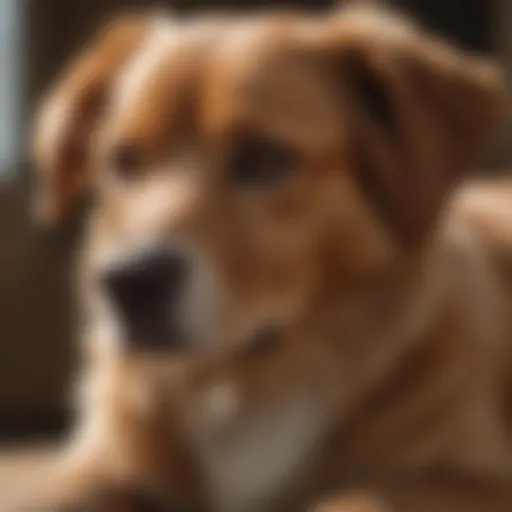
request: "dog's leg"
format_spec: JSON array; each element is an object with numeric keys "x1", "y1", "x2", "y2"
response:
[
  {"x1": 13, "y1": 449, "x2": 110, "y2": 511},
  {"x1": 14, "y1": 422, "x2": 202, "y2": 512},
  {"x1": 11, "y1": 426, "x2": 134, "y2": 511},
  {"x1": 14, "y1": 454, "x2": 165, "y2": 512},
  {"x1": 52, "y1": 485, "x2": 168, "y2": 512},
  {"x1": 311, "y1": 494, "x2": 389, "y2": 512}
]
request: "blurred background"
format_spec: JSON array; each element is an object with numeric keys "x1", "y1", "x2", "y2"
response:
[{"x1": 0, "y1": 0, "x2": 511, "y2": 445}]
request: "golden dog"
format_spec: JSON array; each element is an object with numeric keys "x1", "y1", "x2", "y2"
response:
[{"x1": 28, "y1": 3, "x2": 512, "y2": 511}]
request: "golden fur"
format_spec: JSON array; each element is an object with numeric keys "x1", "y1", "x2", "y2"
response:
[{"x1": 27, "y1": 4, "x2": 512, "y2": 511}]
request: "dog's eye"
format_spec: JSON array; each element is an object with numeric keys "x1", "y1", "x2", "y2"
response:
[
  {"x1": 228, "y1": 135, "x2": 298, "y2": 188},
  {"x1": 110, "y1": 143, "x2": 140, "y2": 180}
]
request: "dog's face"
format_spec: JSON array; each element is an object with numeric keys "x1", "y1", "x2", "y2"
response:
[{"x1": 33, "y1": 7, "x2": 502, "y2": 353}]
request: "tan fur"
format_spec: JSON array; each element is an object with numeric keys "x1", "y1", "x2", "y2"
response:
[{"x1": 28, "y1": 4, "x2": 512, "y2": 512}]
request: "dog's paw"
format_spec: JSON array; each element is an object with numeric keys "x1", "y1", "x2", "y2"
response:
[
  {"x1": 51, "y1": 488, "x2": 169, "y2": 512},
  {"x1": 312, "y1": 492, "x2": 390, "y2": 512}
]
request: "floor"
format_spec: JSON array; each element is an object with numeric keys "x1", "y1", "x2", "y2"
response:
[{"x1": 0, "y1": 444, "x2": 58, "y2": 511}]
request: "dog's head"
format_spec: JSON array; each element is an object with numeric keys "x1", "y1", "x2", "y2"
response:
[{"x1": 32, "y1": 6, "x2": 503, "y2": 354}]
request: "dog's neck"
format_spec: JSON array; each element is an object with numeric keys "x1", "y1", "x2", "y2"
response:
[{"x1": 179, "y1": 236, "x2": 454, "y2": 512}]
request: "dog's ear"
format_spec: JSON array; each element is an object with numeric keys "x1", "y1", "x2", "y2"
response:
[
  {"x1": 323, "y1": 6, "x2": 504, "y2": 242},
  {"x1": 31, "y1": 14, "x2": 149, "y2": 226}
]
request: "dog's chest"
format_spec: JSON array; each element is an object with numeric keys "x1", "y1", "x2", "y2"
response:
[{"x1": 191, "y1": 391, "x2": 329, "y2": 512}]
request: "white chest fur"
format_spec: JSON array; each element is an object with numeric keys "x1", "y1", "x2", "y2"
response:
[{"x1": 189, "y1": 386, "x2": 331, "y2": 512}]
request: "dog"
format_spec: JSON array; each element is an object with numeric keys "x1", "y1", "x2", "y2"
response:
[{"x1": 28, "y1": 3, "x2": 512, "y2": 511}]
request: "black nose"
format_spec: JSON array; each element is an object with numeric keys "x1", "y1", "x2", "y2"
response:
[{"x1": 101, "y1": 248, "x2": 187, "y2": 348}]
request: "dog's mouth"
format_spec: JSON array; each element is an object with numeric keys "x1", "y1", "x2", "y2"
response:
[{"x1": 121, "y1": 309, "x2": 190, "y2": 352}]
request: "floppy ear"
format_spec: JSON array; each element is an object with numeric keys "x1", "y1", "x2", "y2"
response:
[
  {"x1": 31, "y1": 14, "x2": 149, "y2": 226},
  {"x1": 325, "y1": 6, "x2": 504, "y2": 242}
]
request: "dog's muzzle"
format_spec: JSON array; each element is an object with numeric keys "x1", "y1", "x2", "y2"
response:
[{"x1": 101, "y1": 246, "x2": 189, "y2": 351}]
